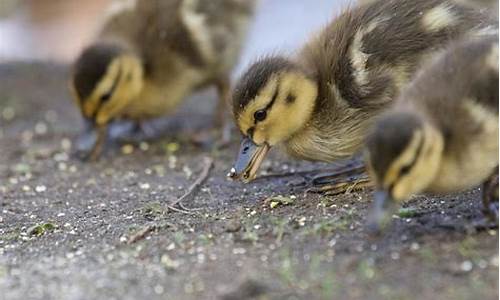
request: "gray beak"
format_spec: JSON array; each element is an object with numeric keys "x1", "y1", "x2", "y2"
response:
[
  {"x1": 366, "y1": 189, "x2": 398, "y2": 235},
  {"x1": 227, "y1": 137, "x2": 270, "y2": 183},
  {"x1": 75, "y1": 118, "x2": 98, "y2": 153}
]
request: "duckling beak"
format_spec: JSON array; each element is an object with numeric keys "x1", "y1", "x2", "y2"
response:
[
  {"x1": 228, "y1": 137, "x2": 270, "y2": 183},
  {"x1": 76, "y1": 118, "x2": 99, "y2": 152},
  {"x1": 366, "y1": 189, "x2": 398, "y2": 236}
]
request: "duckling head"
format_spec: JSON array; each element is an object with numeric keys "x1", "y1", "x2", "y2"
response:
[
  {"x1": 364, "y1": 112, "x2": 444, "y2": 233},
  {"x1": 228, "y1": 56, "x2": 318, "y2": 182},
  {"x1": 70, "y1": 43, "x2": 144, "y2": 128}
]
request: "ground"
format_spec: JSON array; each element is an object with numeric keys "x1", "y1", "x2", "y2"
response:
[{"x1": 0, "y1": 63, "x2": 498, "y2": 300}]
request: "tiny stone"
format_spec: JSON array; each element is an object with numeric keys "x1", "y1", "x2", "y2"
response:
[
  {"x1": 2, "y1": 107, "x2": 15, "y2": 121},
  {"x1": 161, "y1": 254, "x2": 181, "y2": 270},
  {"x1": 44, "y1": 110, "x2": 58, "y2": 122},
  {"x1": 139, "y1": 142, "x2": 149, "y2": 151},
  {"x1": 154, "y1": 285, "x2": 164, "y2": 295},
  {"x1": 233, "y1": 248, "x2": 246, "y2": 255},
  {"x1": 410, "y1": 242, "x2": 420, "y2": 251},
  {"x1": 139, "y1": 183, "x2": 151, "y2": 190},
  {"x1": 478, "y1": 259, "x2": 488, "y2": 269},
  {"x1": 490, "y1": 256, "x2": 499, "y2": 267},
  {"x1": 121, "y1": 144, "x2": 134, "y2": 155},
  {"x1": 224, "y1": 219, "x2": 242, "y2": 233},
  {"x1": 166, "y1": 243, "x2": 176, "y2": 251},
  {"x1": 460, "y1": 260, "x2": 473, "y2": 272},
  {"x1": 54, "y1": 152, "x2": 69, "y2": 162},
  {"x1": 58, "y1": 162, "x2": 68, "y2": 171},
  {"x1": 34, "y1": 122, "x2": 48, "y2": 135},
  {"x1": 35, "y1": 185, "x2": 47, "y2": 193},
  {"x1": 61, "y1": 138, "x2": 72, "y2": 151}
]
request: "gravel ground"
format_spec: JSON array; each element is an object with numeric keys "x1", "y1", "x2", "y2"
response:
[{"x1": 0, "y1": 61, "x2": 498, "y2": 300}]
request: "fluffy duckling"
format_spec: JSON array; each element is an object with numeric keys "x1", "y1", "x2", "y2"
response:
[
  {"x1": 228, "y1": 0, "x2": 496, "y2": 183},
  {"x1": 365, "y1": 35, "x2": 498, "y2": 232},
  {"x1": 71, "y1": 0, "x2": 256, "y2": 160}
]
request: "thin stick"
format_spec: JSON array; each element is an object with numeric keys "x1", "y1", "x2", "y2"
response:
[
  {"x1": 166, "y1": 204, "x2": 197, "y2": 215},
  {"x1": 127, "y1": 224, "x2": 156, "y2": 244},
  {"x1": 170, "y1": 156, "x2": 214, "y2": 208}
]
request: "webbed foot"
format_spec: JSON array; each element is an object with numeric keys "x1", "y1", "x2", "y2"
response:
[{"x1": 482, "y1": 171, "x2": 499, "y2": 224}]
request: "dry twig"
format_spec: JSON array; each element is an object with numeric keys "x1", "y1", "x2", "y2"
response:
[
  {"x1": 127, "y1": 224, "x2": 156, "y2": 244},
  {"x1": 168, "y1": 156, "x2": 214, "y2": 211}
]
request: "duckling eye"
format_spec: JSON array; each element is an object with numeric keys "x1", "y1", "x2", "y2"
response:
[
  {"x1": 254, "y1": 110, "x2": 267, "y2": 122},
  {"x1": 286, "y1": 94, "x2": 296, "y2": 103},
  {"x1": 100, "y1": 92, "x2": 112, "y2": 103},
  {"x1": 400, "y1": 164, "x2": 411, "y2": 176}
]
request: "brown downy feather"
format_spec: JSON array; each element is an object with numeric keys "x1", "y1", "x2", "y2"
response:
[{"x1": 284, "y1": 0, "x2": 496, "y2": 161}]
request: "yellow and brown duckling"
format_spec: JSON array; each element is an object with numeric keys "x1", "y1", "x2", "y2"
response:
[
  {"x1": 71, "y1": 0, "x2": 256, "y2": 160},
  {"x1": 365, "y1": 35, "x2": 498, "y2": 232},
  {"x1": 228, "y1": 0, "x2": 496, "y2": 185}
]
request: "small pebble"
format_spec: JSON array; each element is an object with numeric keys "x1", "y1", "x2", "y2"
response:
[
  {"x1": 2, "y1": 107, "x2": 15, "y2": 121},
  {"x1": 61, "y1": 138, "x2": 72, "y2": 151},
  {"x1": 410, "y1": 242, "x2": 420, "y2": 251},
  {"x1": 44, "y1": 110, "x2": 58, "y2": 123},
  {"x1": 232, "y1": 248, "x2": 246, "y2": 255},
  {"x1": 139, "y1": 142, "x2": 149, "y2": 151},
  {"x1": 154, "y1": 285, "x2": 164, "y2": 295},
  {"x1": 161, "y1": 254, "x2": 181, "y2": 270},
  {"x1": 460, "y1": 260, "x2": 473, "y2": 272},
  {"x1": 35, "y1": 185, "x2": 47, "y2": 193},
  {"x1": 34, "y1": 122, "x2": 48, "y2": 135},
  {"x1": 121, "y1": 144, "x2": 134, "y2": 155},
  {"x1": 139, "y1": 183, "x2": 151, "y2": 190}
]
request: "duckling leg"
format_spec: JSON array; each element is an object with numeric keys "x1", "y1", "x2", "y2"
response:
[
  {"x1": 87, "y1": 125, "x2": 107, "y2": 161},
  {"x1": 306, "y1": 160, "x2": 372, "y2": 195},
  {"x1": 215, "y1": 76, "x2": 233, "y2": 146},
  {"x1": 482, "y1": 170, "x2": 499, "y2": 223}
]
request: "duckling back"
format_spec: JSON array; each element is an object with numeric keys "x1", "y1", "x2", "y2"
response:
[
  {"x1": 397, "y1": 35, "x2": 498, "y2": 193},
  {"x1": 98, "y1": 0, "x2": 256, "y2": 118},
  {"x1": 286, "y1": 0, "x2": 497, "y2": 162}
]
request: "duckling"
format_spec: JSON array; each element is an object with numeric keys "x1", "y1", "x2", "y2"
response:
[
  {"x1": 70, "y1": 0, "x2": 256, "y2": 160},
  {"x1": 365, "y1": 35, "x2": 498, "y2": 232},
  {"x1": 228, "y1": 0, "x2": 496, "y2": 186}
]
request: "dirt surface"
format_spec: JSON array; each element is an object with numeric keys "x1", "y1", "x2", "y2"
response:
[{"x1": 0, "y1": 61, "x2": 498, "y2": 300}]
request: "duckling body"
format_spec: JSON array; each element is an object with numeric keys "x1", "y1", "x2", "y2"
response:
[
  {"x1": 286, "y1": 0, "x2": 496, "y2": 162},
  {"x1": 71, "y1": 0, "x2": 255, "y2": 158},
  {"x1": 365, "y1": 35, "x2": 498, "y2": 229},
  {"x1": 229, "y1": 0, "x2": 496, "y2": 182}
]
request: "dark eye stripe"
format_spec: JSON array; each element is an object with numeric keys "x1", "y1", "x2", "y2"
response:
[
  {"x1": 265, "y1": 82, "x2": 280, "y2": 111},
  {"x1": 254, "y1": 81, "x2": 280, "y2": 125},
  {"x1": 92, "y1": 65, "x2": 123, "y2": 120},
  {"x1": 101, "y1": 66, "x2": 123, "y2": 103},
  {"x1": 399, "y1": 133, "x2": 424, "y2": 178}
]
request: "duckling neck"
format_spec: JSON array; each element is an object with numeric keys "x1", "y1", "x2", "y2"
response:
[{"x1": 283, "y1": 105, "x2": 378, "y2": 162}]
